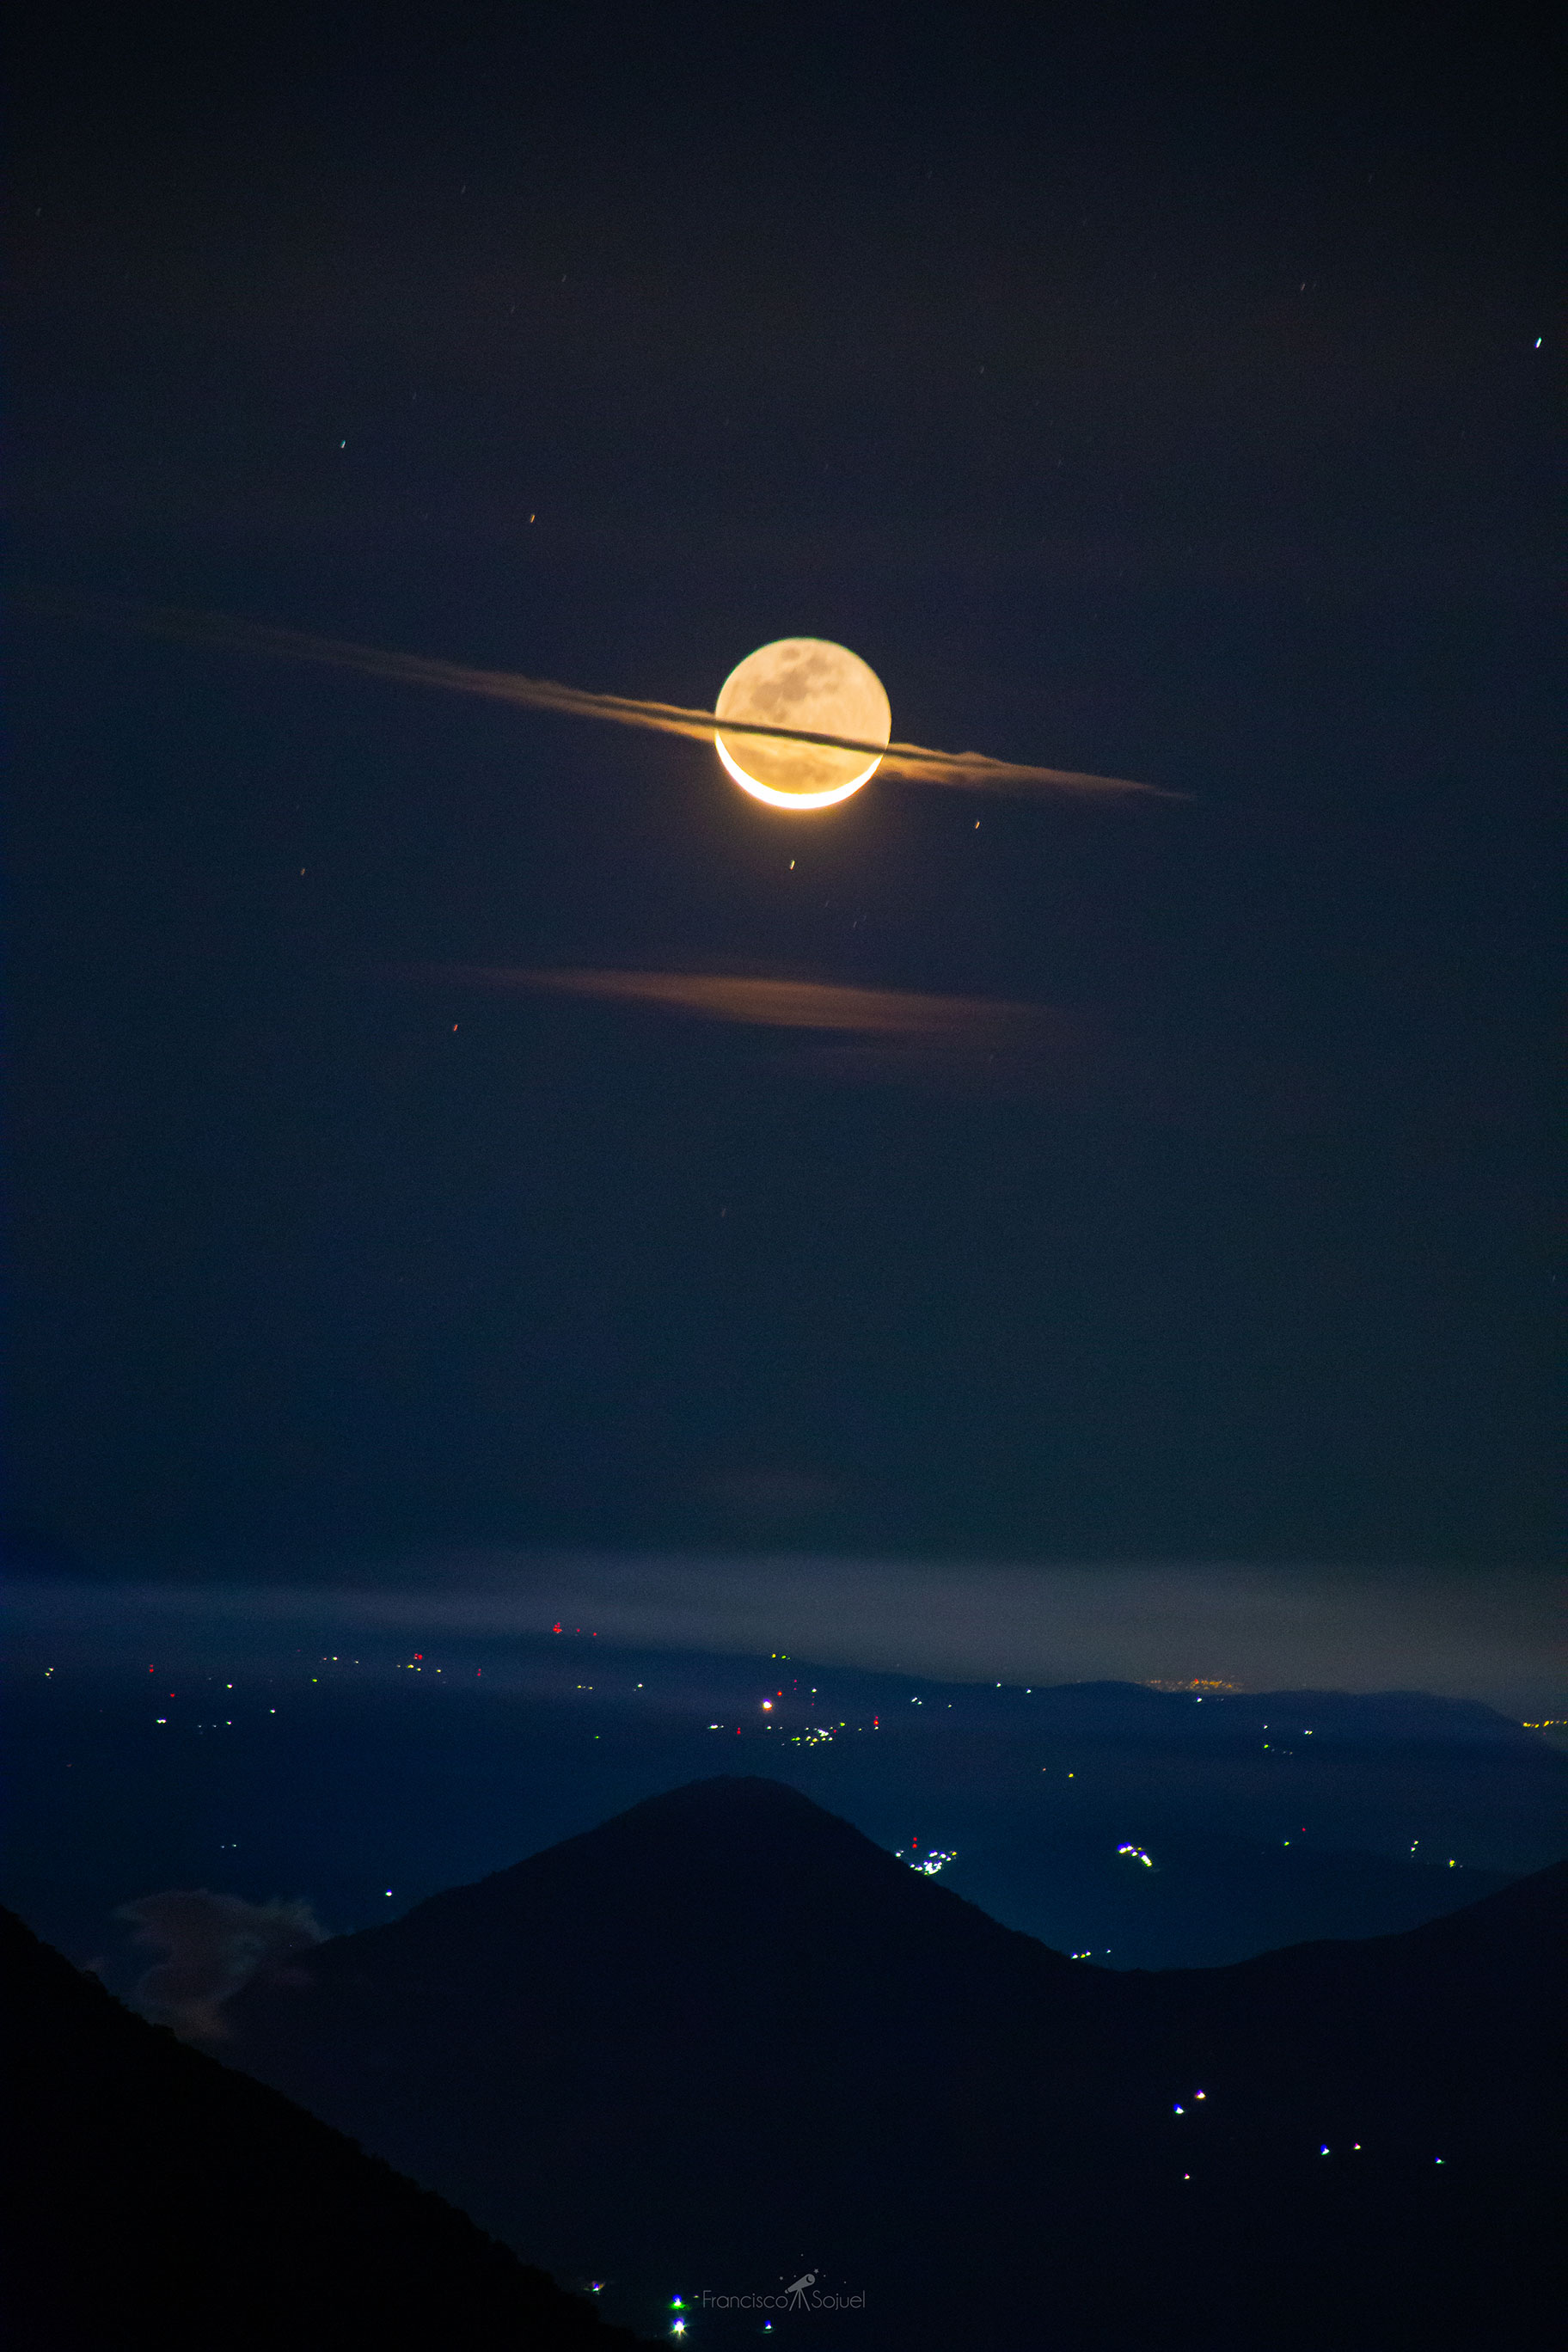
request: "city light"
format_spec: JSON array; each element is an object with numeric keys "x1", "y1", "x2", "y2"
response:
[{"x1": 909, "y1": 1847, "x2": 958, "y2": 1877}]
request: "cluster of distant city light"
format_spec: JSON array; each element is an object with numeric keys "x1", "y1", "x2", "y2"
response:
[
  {"x1": 1167, "y1": 2093, "x2": 1453, "y2": 2175},
  {"x1": 1142, "y1": 1678, "x2": 1240, "y2": 1694},
  {"x1": 705, "y1": 1700, "x2": 863, "y2": 1743},
  {"x1": 1161, "y1": 2087, "x2": 1440, "y2": 2185},
  {"x1": 907, "y1": 1847, "x2": 957, "y2": 1878}
]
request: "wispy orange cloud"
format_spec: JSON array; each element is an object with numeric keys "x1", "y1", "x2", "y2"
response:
[
  {"x1": 473, "y1": 966, "x2": 1050, "y2": 1035},
  {"x1": 26, "y1": 592, "x2": 1168, "y2": 800},
  {"x1": 420, "y1": 965, "x2": 1097, "y2": 1097}
]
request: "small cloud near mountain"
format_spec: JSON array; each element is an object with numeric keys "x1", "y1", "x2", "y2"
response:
[{"x1": 116, "y1": 1890, "x2": 324, "y2": 2040}]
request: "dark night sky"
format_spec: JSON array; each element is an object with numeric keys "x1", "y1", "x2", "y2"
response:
[{"x1": 8, "y1": 4, "x2": 1559, "y2": 1592}]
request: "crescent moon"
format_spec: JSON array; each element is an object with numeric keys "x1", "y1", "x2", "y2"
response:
[{"x1": 714, "y1": 638, "x2": 891, "y2": 811}]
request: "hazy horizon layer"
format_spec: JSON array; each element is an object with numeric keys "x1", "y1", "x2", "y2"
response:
[
  {"x1": 8, "y1": 1558, "x2": 1563, "y2": 2004},
  {"x1": 7, "y1": 1554, "x2": 1562, "y2": 1715}
]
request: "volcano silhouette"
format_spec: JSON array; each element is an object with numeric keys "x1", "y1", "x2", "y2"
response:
[{"x1": 206, "y1": 1775, "x2": 1568, "y2": 2345}]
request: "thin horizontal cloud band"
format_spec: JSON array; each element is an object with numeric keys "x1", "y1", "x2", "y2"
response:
[
  {"x1": 419, "y1": 965, "x2": 1081, "y2": 1040},
  {"x1": 28, "y1": 592, "x2": 1168, "y2": 799}
]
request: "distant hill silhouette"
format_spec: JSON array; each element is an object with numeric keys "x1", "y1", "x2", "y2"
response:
[
  {"x1": 1, "y1": 1908, "x2": 653, "y2": 2350},
  {"x1": 217, "y1": 1775, "x2": 1565, "y2": 2345}
]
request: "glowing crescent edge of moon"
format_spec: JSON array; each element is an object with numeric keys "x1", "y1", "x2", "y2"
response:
[{"x1": 712, "y1": 732, "x2": 884, "y2": 811}]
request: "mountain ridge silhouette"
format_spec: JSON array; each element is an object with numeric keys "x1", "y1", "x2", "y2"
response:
[
  {"x1": 1, "y1": 1903, "x2": 657, "y2": 2350},
  {"x1": 215, "y1": 1773, "x2": 1565, "y2": 2346}
]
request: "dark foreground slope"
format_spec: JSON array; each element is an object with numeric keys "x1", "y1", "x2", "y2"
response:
[
  {"x1": 1, "y1": 1908, "x2": 651, "y2": 2352},
  {"x1": 224, "y1": 1777, "x2": 1565, "y2": 2349}
]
